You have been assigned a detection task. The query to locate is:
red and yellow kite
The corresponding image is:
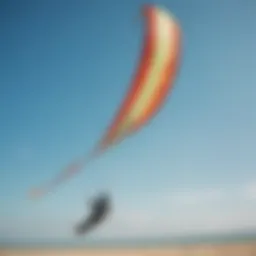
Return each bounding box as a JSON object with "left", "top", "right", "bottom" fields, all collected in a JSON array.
[{"left": 30, "top": 4, "right": 181, "bottom": 199}]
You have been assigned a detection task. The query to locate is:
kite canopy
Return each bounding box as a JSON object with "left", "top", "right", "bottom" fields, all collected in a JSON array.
[
  {"left": 29, "top": 4, "right": 181, "bottom": 199},
  {"left": 100, "top": 5, "right": 181, "bottom": 150}
]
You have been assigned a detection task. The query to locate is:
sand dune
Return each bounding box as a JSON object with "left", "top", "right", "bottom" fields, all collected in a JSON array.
[{"left": 1, "top": 241, "right": 256, "bottom": 256}]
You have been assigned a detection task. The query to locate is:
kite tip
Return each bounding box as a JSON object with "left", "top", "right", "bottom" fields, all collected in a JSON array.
[{"left": 28, "top": 188, "right": 45, "bottom": 200}]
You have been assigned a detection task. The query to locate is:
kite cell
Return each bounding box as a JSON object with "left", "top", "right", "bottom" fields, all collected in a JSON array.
[{"left": 30, "top": 4, "right": 181, "bottom": 199}]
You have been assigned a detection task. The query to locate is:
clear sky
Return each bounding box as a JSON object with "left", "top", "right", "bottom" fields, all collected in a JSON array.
[{"left": 1, "top": 0, "right": 256, "bottom": 242}]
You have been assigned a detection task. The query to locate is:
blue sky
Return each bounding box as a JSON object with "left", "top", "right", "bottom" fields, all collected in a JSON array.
[{"left": 1, "top": 0, "right": 256, "bottom": 241}]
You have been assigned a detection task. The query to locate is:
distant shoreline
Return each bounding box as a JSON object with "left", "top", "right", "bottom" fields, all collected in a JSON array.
[{"left": 1, "top": 231, "right": 256, "bottom": 249}]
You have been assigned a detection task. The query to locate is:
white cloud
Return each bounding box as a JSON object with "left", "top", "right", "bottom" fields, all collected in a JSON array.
[
  {"left": 0, "top": 216, "right": 75, "bottom": 240},
  {"left": 243, "top": 182, "right": 256, "bottom": 200},
  {"left": 168, "top": 188, "right": 225, "bottom": 205},
  {"left": 49, "top": 184, "right": 256, "bottom": 239},
  {"left": 2, "top": 183, "right": 256, "bottom": 241},
  {"left": 96, "top": 201, "right": 256, "bottom": 239},
  {"left": 93, "top": 207, "right": 160, "bottom": 239},
  {"left": 94, "top": 185, "right": 256, "bottom": 239}
]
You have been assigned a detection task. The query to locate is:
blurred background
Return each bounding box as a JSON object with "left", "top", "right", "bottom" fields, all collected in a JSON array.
[{"left": 1, "top": 0, "right": 256, "bottom": 248}]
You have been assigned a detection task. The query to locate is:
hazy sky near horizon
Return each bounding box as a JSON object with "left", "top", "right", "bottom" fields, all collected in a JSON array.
[{"left": 1, "top": 0, "right": 256, "bottom": 241}]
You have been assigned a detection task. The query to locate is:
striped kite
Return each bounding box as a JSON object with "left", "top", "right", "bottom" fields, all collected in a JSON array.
[{"left": 29, "top": 4, "right": 182, "bottom": 199}]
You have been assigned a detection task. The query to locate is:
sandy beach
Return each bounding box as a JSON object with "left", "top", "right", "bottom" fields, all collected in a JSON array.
[{"left": 1, "top": 241, "right": 255, "bottom": 256}]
